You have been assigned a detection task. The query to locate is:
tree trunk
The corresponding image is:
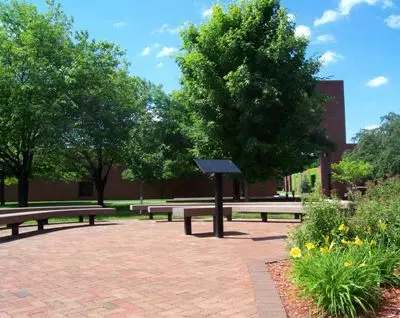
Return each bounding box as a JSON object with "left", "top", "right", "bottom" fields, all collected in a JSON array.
[
  {"left": 232, "top": 178, "right": 241, "bottom": 202},
  {"left": 95, "top": 181, "right": 105, "bottom": 207},
  {"left": 0, "top": 171, "right": 5, "bottom": 206},
  {"left": 18, "top": 172, "right": 29, "bottom": 207},
  {"left": 244, "top": 180, "right": 250, "bottom": 202}
]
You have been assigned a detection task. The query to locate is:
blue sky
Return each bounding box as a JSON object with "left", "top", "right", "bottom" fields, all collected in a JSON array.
[{"left": 30, "top": 0, "right": 400, "bottom": 142}]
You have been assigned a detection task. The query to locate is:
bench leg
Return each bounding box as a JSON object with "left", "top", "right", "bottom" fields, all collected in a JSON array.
[
  {"left": 226, "top": 214, "right": 232, "bottom": 222},
  {"left": 89, "top": 215, "right": 95, "bottom": 226},
  {"left": 37, "top": 219, "right": 48, "bottom": 231},
  {"left": 79, "top": 216, "right": 84, "bottom": 223},
  {"left": 11, "top": 223, "right": 20, "bottom": 236},
  {"left": 184, "top": 217, "right": 192, "bottom": 235},
  {"left": 167, "top": 212, "right": 172, "bottom": 222},
  {"left": 261, "top": 213, "right": 268, "bottom": 223},
  {"left": 149, "top": 213, "right": 154, "bottom": 220}
]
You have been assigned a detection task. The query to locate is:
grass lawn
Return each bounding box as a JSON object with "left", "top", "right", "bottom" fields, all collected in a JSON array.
[{"left": 0, "top": 200, "right": 297, "bottom": 224}]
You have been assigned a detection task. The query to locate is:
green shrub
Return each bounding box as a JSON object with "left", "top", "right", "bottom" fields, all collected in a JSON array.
[
  {"left": 300, "top": 176, "right": 311, "bottom": 194},
  {"left": 291, "top": 241, "right": 400, "bottom": 317},
  {"left": 288, "top": 195, "right": 350, "bottom": 248},
  {"left": 352, "top": 178, "right": 400, "bottom": 247}
]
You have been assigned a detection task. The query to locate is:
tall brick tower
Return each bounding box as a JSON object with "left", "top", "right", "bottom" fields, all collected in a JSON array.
[{"left": 317, "top": 80, "right": 348, "bottom": 195}]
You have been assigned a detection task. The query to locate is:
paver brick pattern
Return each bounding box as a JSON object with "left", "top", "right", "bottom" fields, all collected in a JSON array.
[{"left": 0, "top": 218, "right": 295, "bottom": 317}]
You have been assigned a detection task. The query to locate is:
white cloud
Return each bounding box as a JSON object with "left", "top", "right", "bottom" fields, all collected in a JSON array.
[
  {"left": 156, "top": 47, "right": 178, "bottom": 58},
  {"left": 156, "top": 62, "right": 164, "bottom": 68},
  {"left": 141, "top": 47, "right": 151, "bottom": 56},
  {"left": 319, "top": 51, "right": 344, "bottom": 66},
  {"left": 153, "top": 24, "right": 182, "bottom": 35},
  {"left": 339, "top": 0, "right": 389, "bottom": 15},
  {"left": 140, "top": 44, "right": 161, "bottom": 57},
  {"left": 313, "top": 34, "right": 336, "bottom": 44},
  {"left": 365, "top": 124, "right": 380, "bottom": 130},
  {"left": 314, "top": 10, "right": 341, "bottom": 26},
  {"left": 385, "top": 15, "right": 400, "bottom": 28},
  {"left": 113, "top": 21, "right": 127, "bottom": 28},
  {"left": 202, "top": 7, "right": 213, "bottom": 18},
  {"left": 366, "top": 76, "right": 389, "bottom": 87},
  {"left": 295, "top": 25, "right": 311, "bottom": 39},
  {"left": 314, "top": 0, "right": 392, "bottom": 26},
  {"left": 287, "top": 13, "right": 296, "bottom": 23}
]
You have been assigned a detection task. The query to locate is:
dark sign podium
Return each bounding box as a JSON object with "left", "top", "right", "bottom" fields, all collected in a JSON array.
[{"left": 194, "top": 159, "right": 241, "bottom": 238}]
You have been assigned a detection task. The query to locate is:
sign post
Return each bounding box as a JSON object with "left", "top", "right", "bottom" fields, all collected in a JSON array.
[{"left": 194, "top": 159, "right": 241, "bottom": 238}]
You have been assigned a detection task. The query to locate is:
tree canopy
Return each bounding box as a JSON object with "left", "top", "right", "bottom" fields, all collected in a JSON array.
[
  {"left": 176, "top": 0, "right": 332, "bottom": 186},
  {"left": 346, "top": 112, "right": 400, "bottom": 179},
  {"left": 0, "top": 0, "right": 74, "bottom": 206}
]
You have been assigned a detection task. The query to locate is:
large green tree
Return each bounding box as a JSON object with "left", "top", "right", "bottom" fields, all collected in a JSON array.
[
  {"left": 346, "top": 112, "right": 400, "bottom": 178},
  {"left": 123, "top": 83, "right": 194, "bottom": 202},
  {"left": 0, "top": 0, "right": 73, "bottom": 206},
  {"left": 176, "top": 0, "right": 332, "bottom": 198},
  {"left": 55, "top": 33, "right": 143, "bottom": 206}
]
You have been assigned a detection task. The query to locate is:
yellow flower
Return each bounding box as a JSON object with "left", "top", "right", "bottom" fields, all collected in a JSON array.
[
  {"left": 353, "top": 236, "right": 363, "bottom": 246},
  {"left": 344, "top": 261, "right": 353, "bottom": 267},
  {"left": 320, "top": 247, "right": 329, "bottom": 254},
  {"left": 305, "top": 243, "right": 316, "bottom": 250},
  {"left": 290, "top": 247, "right": 302, "bottom": 258},
  {"left": 378, "top": 220, "right": 387, "bottom": 232},
  {"left": 341, "top": 239, "right": 351, "bottom": 245},
  {"left": 338, "top": 224, "right": 349, "bottom": 233}
]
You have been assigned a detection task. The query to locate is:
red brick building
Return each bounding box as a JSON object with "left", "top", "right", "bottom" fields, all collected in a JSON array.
[
  {"left": 3, "top": 80, "right": 348, "bottom": 201},
  {"left": 285, "top": 80, "right": 354, "bottom": 196}
]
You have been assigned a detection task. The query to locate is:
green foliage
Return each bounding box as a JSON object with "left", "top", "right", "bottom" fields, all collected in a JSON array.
[
  {"left": 300, "top": 176, "right": 311, "bottom": 194},
  {"left": 289, "top": 178, "right": 400, "bottom": 316},
  {"left": 123, "top": 83, "right": 194, "bottom": 186},
  {"left": 288, "top": 195, "right": 350, "bottom": 248},
  {"left": 351, "top": 178, "right": 400, "bottom": 247},
  {"left": 291, "top": 167, "right": 321, "bottom": 194},
  {"left": 291, "top": 242, "right": 400, "bottom": 318},
  {"left": 332, "top": 158, "right": 373, "bottom": 187},
  {"left": 347, "top": 112, "right": 400, "bottom": 178},
  {"left": 0, "top": 0, "right": 74, "bottom": 206},
  {"left": 177, "top": 0, "right": 332, "bottom": 183}
]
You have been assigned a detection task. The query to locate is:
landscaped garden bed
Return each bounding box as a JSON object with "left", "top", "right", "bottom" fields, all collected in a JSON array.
[
  {"left": 270, "top": 178, "right": 400, "bottom": 317},
  {"left": 268, "top": 260, "right": 400, "bottom": 318}
]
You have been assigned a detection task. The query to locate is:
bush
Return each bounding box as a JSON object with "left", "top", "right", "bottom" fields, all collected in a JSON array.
[
  {"left": 300, "top": 177, "right": 311, "bottom": 194},
  {"left": 288, "top": 195, "right": 350, "bottom": 248},
  {"left": 352, "top": 178, "right": 400, "bottom": 247},
  {"left": 291, "top": 238, "right": 400, "bottom": 317}
]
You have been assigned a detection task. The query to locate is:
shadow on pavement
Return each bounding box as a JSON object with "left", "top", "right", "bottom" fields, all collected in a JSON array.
[{"left": 0, "top": 222, "right": 119, "bottom": 244}]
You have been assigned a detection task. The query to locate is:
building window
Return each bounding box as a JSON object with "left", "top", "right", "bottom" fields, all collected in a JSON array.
[{"left": 79, "top": 181, "right": 93, "bottom": 197}]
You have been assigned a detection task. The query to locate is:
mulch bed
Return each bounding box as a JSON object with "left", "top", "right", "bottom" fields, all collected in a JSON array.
[{"left": 267, "top": 260, "right": 400, "bottom": 318}]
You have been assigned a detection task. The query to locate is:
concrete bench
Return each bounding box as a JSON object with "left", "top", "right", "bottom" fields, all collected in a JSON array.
[
  {"left": 0, "top": 205, "right": 102, "bottom": 223},
  {"left": 0, "top": 208, "right": 115, "bottom": 236},
  {"left": 170, "top": 206, "right": 233, "bottom": 235},
  {"left": 231, "top": 205, "right": 305, "bottom": 222},
  {"left": 147, "top": 205, "right": 233, "bottom": 223}
]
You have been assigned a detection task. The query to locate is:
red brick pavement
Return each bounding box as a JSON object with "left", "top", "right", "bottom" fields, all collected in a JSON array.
[{"left": 0, "top": 219, "right": 295, "bottom": 317}]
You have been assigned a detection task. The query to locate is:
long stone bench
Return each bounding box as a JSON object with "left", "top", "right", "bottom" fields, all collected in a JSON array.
[
  {"left": 147, "top": 205, "right": 233, "bottom": 222},
  {"left": 170, "top": 206, "right": 233, "bottom": 235},
  {"left": 0, "top": 205, "right": 102, "bottom": 223},
  {"left": 230, "top": 205, "right": 305, "bottom": 222},
  {"left": 0, "top": 208, "right": 115, "bottom": 236}
]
